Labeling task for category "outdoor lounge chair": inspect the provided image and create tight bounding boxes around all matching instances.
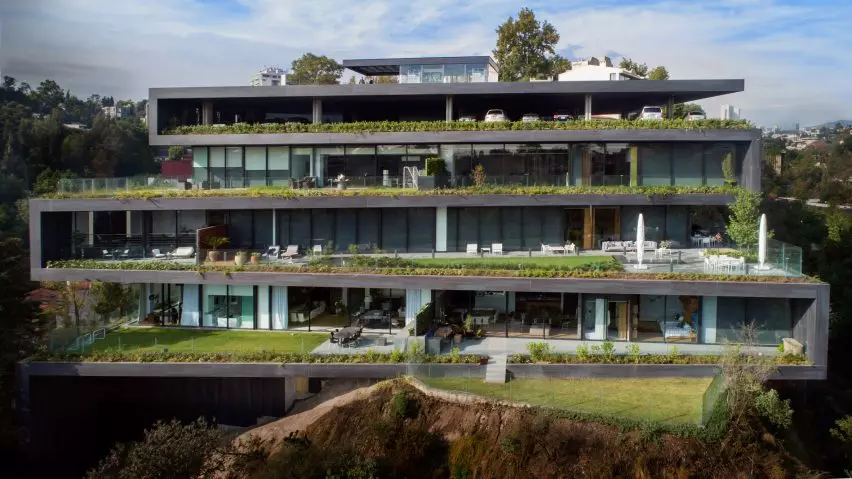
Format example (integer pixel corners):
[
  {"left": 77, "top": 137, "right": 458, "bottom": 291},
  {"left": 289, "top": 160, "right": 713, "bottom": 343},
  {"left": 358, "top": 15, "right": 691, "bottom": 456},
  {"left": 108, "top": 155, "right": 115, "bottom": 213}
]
[
  {"left": 151, "top": 248, "right": 167, "bottom": 259},
  {"left": 491, "top": 243, "right": 503, "bottom": 255},
  {"left": 280, "top": 245, "right": 299, "bottom": 259},
  {"left": 262, "top": 245, "right": 281, "bottom": 260},
  {"left": 168, "top": 246, "right": 195, "bottom": 259},
  {"left": 466, "top": 244, "right": 478, "bottom": 255},
  {"left": 312, "top": 244, "right": 322, "bottom": 255}
]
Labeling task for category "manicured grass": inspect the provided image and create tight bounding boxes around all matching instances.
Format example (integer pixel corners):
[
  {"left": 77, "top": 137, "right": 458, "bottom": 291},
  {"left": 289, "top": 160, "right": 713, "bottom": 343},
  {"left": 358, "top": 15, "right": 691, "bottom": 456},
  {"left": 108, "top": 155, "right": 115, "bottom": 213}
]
[
  {"left": 409, "top": 255, "right": 614, "bottom": 268},
  {"left": 90, "top": 327, "right": 327, "bottom": 353},
  {"left": 419, "top": 377, "right": 711, "bottom": 425}
]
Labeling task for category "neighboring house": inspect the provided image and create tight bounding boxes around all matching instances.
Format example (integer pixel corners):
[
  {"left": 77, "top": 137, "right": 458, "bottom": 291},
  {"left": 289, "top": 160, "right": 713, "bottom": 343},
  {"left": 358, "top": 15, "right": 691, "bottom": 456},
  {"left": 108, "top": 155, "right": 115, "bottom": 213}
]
[
  {"left": 557, "top": 56, "right": 642, "bottom": 82},
  {"left": 251, "top": 66, "right": 287, "bottom": 86},
  {"left": 28, "top": 56, "right": 827, "bottom": 380}
]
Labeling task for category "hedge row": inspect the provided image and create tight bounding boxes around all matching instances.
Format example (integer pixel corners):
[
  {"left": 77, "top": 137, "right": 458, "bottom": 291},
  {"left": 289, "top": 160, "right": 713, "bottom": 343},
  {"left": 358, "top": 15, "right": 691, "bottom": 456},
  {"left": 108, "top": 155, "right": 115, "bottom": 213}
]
[
  {"left": 164, "top": 119, "right": 754, "bottom": 135},
  {"left": 32, "top": 350, "right": 486, "bottom": 364},
  {"left": 507, "top": 353, "right": 811, "bottom": 365}
]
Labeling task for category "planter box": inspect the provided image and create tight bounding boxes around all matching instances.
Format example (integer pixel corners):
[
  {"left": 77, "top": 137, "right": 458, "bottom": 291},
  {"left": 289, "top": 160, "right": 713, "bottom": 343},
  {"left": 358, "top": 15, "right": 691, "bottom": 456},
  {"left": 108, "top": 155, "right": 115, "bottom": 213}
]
[{"left": 417, "top": 176, "right": 436, "bottom": 190}]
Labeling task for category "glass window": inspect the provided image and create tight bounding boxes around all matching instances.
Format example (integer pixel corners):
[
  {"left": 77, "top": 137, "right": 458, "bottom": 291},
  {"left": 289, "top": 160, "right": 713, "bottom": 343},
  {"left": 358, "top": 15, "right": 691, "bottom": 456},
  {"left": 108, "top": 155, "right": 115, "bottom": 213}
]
[
  {"left": 501, "top": 207, "right": 522, "bottom": 251},
  {"left": 705, "top": 143, "right": 734, "bottom": 186},
  {"left": 290, "top": 210, "right": 311, "bottom": 250},
  {"left": 446, "top": 207, "right": 459, "bottom": 252},
  {"left": 335, "top": 210, "right": 357, "bottom": 252},
  {"left": 745, "top": 298, "right": 791, "bottom": 345},
  {"left": 452, "top": 144, "right": 474, "bottom": 186},
  {"left": 473, "top": 144, "right": 506, "bottom": 185},
  {"left": 673, "top": 143, "right": 704, "bottom": 186},
  {"left": 277, "top": 211, "right": 291, "bottom": 246},
  {"left": 404, "top": 144, "right": 437, "bottom": 173},
  {"left": 381, "top": 209, "right": 406, "bottom": 252},
  {"left": 467, "top": 64, "right": 487, "bottom": 82},
  {"left": 346, "top": 146, "right": 376, "bottom": 184},
  {"left": 253, "top": 210, "right": 273, "bottom": 249},
  {"left": 400, "top": 64, "right": 421, "bottom": 84},
  {"left": 638, "top": 144, "right": 671, "bottom": 186},
  {"left": 245, "top": 147, "right": 266, "bottom": 187},
  {"left": 268, "top": 146, "right": 290, "bottom": 186},
  {"left": 320, "top": 146, "right": 345, "bottom": 184},
  {"left": 408, "top": 207, "right": 435, "bottom": 252},
  {"left": 192, "top": 147, "right": 208, "bottom": 185},
  {"left": 229, "top": 211, "right": 252, "bottom": 249},
  {"left": 210, "top": 147, "right": 225, "bottom": 188},
  {"left": 480, "top": 208, "right": 501, "bottom": 247},
  {"left": 202, "top": 285, "right": 253, "bottom": 329},
  {"left": 377, "top": 145, "right": 405, "bottom": 182},
  {"left": 521, "top": 207, "right": 543, "bottom": 248},
  {"left": 458, "top": 208, "right": 479, "bottom": 248},
  {"left": 226, "top": 146, "right": 243, "bottom": 188},
  {"left": 421, "top": 64, "right": 444, "bottom": 83},
  {"left": 665, "top": 206, "right": 690, "bottom": 247},
  {"left": 542, "top": 207, "right": 565, "bottom": 244},
  {"left": 291, "top": 147, "right": 312, "bottom": 180},
  {"left": 357, "top": 209, "right": 379, "bottom": 249},
  {"left": 444, "top": 64, "right": 466, "bottom": 83},
  {"left": 312, "top": 209, "right": 335, "bottom": 251},
  {"left": 589, "top": 143, "right": 630, "bottom": 186}
]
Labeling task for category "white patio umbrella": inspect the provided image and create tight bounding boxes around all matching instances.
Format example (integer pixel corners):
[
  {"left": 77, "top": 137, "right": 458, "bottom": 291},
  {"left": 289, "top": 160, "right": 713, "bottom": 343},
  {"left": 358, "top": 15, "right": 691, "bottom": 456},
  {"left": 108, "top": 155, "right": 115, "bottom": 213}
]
[
  {"left": 756, "top": 213, "right": 769, "bottom": 270},
  {"left": 635, "top": 213, "right": 648, "bottom": 269}
]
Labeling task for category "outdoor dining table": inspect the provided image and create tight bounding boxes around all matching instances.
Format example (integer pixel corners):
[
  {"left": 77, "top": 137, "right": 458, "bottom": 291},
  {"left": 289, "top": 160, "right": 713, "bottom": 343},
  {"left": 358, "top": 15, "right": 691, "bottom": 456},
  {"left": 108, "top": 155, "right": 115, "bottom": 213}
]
[{"left": 333, "top": 326, "right": 360, "bottom": 342}]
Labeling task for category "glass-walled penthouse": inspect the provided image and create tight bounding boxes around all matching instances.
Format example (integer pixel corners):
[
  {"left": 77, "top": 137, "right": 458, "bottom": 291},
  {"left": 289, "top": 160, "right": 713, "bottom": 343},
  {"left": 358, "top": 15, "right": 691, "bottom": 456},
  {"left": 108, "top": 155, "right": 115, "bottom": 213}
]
[
  {"left": 186, "top": 142, "right": 745, "bottom": 189},
  {"left": 342, "top": 56, "right": 499, "bottom": 84}
]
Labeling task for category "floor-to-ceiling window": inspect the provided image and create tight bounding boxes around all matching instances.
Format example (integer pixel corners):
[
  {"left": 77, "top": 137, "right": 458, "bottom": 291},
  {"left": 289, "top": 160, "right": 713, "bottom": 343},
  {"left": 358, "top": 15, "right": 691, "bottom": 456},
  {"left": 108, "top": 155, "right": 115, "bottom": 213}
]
[
  {"left": 202, "top": 285, "right": 255, "bottom": 329},
  {"left": 268, "top": 146, "right": 290, "bottom": 186},
  {"left": 245, "top": 146, "right": 267, "bottom": 187}
]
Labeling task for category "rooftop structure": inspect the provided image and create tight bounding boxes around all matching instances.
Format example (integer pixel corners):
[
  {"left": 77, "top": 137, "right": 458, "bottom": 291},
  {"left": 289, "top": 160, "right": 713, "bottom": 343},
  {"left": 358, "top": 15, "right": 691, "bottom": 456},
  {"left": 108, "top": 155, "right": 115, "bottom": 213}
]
[
  {"left": 558, "top": 56, "right": 643, "bottom": 82},
  {"left": 29, "top": 56, "right": 827, "bottom": 382},
  {"left": 251, "top": 66, "right": 287, "bottom": 87}
]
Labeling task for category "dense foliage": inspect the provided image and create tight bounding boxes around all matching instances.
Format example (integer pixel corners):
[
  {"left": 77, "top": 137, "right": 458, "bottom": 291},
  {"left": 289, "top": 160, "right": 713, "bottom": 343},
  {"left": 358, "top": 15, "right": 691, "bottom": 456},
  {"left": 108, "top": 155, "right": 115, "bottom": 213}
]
[
  {"left": 44, "top": 182, "right": 738, "bottom": 199},
  {"left": 492, "top": 8, "right": 568, "bottom": 81},
  {"left": 165, "top": 118, "right": 754, "bottom": 135}
]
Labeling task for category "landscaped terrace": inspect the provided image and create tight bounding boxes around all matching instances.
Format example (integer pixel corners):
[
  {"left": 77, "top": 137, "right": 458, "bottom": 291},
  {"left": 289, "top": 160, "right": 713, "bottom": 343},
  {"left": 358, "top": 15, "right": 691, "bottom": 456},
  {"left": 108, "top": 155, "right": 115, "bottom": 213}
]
[
  {"left": 47, "top": 243, "right": 809, "bottom": 282},
  {"left": 163, "top": 118, "right": 753, "bottom": 135}
]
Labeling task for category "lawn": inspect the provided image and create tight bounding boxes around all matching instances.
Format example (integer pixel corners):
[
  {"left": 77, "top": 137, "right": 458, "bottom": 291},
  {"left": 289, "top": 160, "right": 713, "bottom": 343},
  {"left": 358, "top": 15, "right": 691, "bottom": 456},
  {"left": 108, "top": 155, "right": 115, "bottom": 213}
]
[
  {"left": 419, "top": 377, "right": 712, "bottom": 425},
  {"left": 90, "top": 327, "right": 327, "bottom": 353},
  {"left": 408, "top": 255, "right": 615, "bottom": 269}
]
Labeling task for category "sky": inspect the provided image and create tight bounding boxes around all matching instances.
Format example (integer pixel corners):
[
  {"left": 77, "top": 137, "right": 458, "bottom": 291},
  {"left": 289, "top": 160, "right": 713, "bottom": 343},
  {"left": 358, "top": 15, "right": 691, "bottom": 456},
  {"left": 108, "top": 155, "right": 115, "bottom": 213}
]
[{"left": 1, "top": 0, "right": 850, "bottom": 127}]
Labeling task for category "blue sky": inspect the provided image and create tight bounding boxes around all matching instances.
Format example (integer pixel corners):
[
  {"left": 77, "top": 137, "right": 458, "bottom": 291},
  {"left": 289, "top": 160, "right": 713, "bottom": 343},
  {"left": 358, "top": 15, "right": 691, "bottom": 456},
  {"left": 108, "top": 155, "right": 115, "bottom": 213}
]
[{"left": 1, "top": 0, "right": 850, "bottom": 126}]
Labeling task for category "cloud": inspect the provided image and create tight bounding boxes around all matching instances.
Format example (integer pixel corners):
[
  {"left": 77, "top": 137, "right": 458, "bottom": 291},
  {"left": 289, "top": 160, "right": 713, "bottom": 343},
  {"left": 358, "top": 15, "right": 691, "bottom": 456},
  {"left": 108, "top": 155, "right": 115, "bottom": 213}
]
[{"left": 1, "top": 0, "right": 849, "bottom": 126}]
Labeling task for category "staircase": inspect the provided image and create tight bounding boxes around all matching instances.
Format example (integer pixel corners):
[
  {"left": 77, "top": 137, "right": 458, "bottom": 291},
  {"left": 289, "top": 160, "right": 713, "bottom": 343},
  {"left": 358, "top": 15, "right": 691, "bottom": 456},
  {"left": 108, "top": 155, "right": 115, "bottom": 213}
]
[{"left": 485, "top": 353, "right": 508, "bottom": 384}]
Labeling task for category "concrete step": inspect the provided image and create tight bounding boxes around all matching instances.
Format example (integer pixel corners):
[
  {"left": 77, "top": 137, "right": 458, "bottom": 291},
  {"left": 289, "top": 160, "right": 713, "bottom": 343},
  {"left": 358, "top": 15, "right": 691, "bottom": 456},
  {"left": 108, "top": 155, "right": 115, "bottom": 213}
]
[{"left": 485, "top": 353, "right": 507, "bottom": 384}]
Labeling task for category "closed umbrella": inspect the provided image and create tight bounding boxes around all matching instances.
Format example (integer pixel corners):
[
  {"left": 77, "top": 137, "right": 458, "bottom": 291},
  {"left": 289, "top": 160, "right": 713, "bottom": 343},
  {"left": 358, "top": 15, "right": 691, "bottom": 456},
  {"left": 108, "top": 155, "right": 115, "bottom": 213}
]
[
  {"left": 635, "top": 213, "right": 648, "bottom": 269},
  {"left": 756, "top": 213, "right": 769, "bottom": 270}
]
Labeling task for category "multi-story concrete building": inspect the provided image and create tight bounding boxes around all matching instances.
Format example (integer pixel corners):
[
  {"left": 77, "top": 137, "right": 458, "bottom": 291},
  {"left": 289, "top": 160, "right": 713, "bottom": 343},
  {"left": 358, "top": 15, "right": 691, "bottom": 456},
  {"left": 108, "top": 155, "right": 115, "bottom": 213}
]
[
  {"left": 251, "top": 66, "right": 287, "bottom": 87},
  {"left": 29, "top": 56, "right": 827, "bottom": 379},
  {"left": 721, "top": 104, "right": 741, "bottom": 120}
]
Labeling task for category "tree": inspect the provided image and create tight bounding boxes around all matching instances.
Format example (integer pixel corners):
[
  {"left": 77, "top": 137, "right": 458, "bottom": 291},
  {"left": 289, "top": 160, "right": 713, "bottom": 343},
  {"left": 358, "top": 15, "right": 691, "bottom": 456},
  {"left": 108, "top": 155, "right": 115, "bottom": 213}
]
[
  {"left": 492, "top": 8, "right": 568, "bottom": 82},
  {"left": 647, "top": 65, "right": 670, "bottom": 80},
  {"left": 167, "top": 145, "right": 184, "bottom": 161},
  {"left": 618, "top": 58, "right": 649, "bottom": 78},
  {"left": 90, "top": 282, "right": 136, "bottom": 323},
  {"left": 288, "top": 53, "right": 343, "bottom": 85},
  {"left": 0, "top": 237, "right": 47, "bottom": 457},
  {"left": 726, "top": 190, "right": 763, "bottom": 248},
  {"left": 42, "top": 281, "right": 89, "bottom": 334},
  {"left": 31, "top": 79, "right": 65, "bottom": 115}
]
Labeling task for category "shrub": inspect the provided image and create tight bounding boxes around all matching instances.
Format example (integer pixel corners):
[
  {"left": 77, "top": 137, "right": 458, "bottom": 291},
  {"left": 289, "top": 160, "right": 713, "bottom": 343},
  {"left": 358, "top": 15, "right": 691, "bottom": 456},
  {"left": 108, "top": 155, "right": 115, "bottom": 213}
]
[
  {"left": 626, "top": 343, "right": 641, "bottom": 364},
  {"left": 450, "top": 347, "right": 461, "bottom": 363},
  {"left": 753, "top": 388, "right": 793, "bottom": 429},
  {"left": 600, "top": 340, "right": 615, "bottom": 361},
  {"left": 526, "top": 341, "right": 555, "bottom": 362},
  {"left": 424, "top": 156, "right": 448, "bottom": 176},
  {"left": 472, "top": 164, "right": 486, "bottom": 187},
  {"left": 830, "top": 415, "right": 852, "bottom": 471},
  {"left": 575, "top": 343, "right": 589, "bottom": 361},
  {"left": 390, "top": 391, "right": 417, "bottom": 420}
]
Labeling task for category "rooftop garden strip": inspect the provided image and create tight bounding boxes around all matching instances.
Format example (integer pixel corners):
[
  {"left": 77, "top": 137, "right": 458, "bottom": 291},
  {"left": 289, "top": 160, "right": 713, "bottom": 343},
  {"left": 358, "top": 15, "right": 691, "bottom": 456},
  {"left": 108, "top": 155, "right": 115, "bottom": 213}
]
[
  {"left": 88, "top": 327, "right": 327, "bottom": 353},
  {"left": 43, "top": 183, "right": 738, "bottom": 200},
  {"left": 46, "top": 258, "right": 822, "bottom": 283},
  {"left": 164, "top": 119, "right": 754, "bottom": 135}
]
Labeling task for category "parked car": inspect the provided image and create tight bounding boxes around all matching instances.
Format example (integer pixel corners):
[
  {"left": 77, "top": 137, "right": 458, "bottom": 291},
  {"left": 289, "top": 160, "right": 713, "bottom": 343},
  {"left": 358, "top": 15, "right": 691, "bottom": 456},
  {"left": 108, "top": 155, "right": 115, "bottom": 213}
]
[
  {"left": 639, "top": 106, "right": 664, "bottom": 120},
  {"left": 521, "top": 113, "right": 540, "bottom": 123},
  {"left": 552, "top": 110, "right": 574, "bottom": 121},
  {"left": 483, "top": 109, "right": 508, "bottom": 122},
  {"left": 685, "top": 111, "right": 706, "bottom": 121},
  {"left": 458, "top": 115, "right": 476, "bottom": 122}
]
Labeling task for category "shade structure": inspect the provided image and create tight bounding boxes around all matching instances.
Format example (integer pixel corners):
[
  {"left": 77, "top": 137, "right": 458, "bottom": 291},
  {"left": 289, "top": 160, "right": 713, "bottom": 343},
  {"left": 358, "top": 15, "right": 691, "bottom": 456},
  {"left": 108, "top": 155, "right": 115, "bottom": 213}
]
[{"left": 635, "top": 213, "right": 647, "bottom": 269}]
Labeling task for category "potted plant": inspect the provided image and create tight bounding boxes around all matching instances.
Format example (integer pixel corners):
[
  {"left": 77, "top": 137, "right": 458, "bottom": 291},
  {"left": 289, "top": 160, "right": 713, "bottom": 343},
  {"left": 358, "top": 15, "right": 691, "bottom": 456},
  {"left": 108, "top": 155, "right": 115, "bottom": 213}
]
[
  {"left": 234, "top": 250, "right": 248, "bottom": 266},
  {"left": 250, "top": 252, "right": 261, "bottom": 265},
  {"left": 206, "top": 236, "right": 229, "bottom": 262},
  {"left": 418, "top": 157, "right": 449, "bottom": 190},
  {"left": 659, "top": 240, "right": 672, "bottom": 250},
  {"left": 335, "top": 174, "right": 348, "bottom": 190}
]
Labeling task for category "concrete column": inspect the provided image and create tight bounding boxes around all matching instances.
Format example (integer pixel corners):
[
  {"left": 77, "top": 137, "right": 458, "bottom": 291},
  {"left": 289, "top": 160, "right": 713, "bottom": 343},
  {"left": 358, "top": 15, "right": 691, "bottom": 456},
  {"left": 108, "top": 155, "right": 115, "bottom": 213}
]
[
  {"left": 445, "top": 95, "right": 453, "bottom": 121},
  {"left": 667, "top": 95, "right": 674, "bottom": 119},
  {"left": 202, "top": 101, "right": 213, "bottom": 125},
  {"left": 87, "top": 211, "right": 94, "bottom": 245},
  {"left": 435, "top": 207, "right": 448, "bottom": 252},
  {"left": 126, "top": 211, "right": 132, "bottom": 238},
  {"left": 312, "top": 98, "right": 322, "bottom": 124},
  {"left": 584, "top": 94, "right": 592, "bottom": 121},
  {"left": 271, "top": 209, "right": 277, "bottom": 246}
]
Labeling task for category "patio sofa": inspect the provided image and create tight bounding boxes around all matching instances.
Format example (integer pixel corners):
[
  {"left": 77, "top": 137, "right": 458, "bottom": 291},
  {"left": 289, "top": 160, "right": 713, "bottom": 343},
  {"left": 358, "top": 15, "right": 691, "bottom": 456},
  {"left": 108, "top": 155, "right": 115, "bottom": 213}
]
[{"left": 289, "top": 301, "right": 327, "bottom": 323}]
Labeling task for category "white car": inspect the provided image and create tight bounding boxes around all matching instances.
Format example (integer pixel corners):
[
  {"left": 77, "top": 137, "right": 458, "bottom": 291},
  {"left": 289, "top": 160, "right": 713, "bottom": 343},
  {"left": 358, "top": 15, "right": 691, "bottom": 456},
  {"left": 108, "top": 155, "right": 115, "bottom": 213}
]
[
  {"left": 639, "top": 106, "right": 664, "bottom": 120},
  {"left": 521, "top": 113, "right": 540, "bottom": 123},
  {"left": 685, "top": 111, "right": 706, "bottom": 121},
  {"left": 458, "top": 115, "right": 476, "bottom": 122},
  {"left": 484, "top": 109, "right": 508, "bottom": 122}
]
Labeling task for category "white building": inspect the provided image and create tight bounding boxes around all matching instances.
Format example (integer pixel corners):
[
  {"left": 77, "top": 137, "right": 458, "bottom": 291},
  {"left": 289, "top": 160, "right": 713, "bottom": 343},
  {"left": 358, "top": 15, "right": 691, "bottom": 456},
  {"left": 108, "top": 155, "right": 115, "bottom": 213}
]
[
  {"left": 721, "top": 104, "right": 741, "bottom": 120},
  {"left": 556, "top": 56, "right": 642, "bottom": 82},
  {"left": 101, "top": 106, "right": 119, "bottom": 118},
  {"left": 251, "top": 67, "right": 287, "bottom": 86}
]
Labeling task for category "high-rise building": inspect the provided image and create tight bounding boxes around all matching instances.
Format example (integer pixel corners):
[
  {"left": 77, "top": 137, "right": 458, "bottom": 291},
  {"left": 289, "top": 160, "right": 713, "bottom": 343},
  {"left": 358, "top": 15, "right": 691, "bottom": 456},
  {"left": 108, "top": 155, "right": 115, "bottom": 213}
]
[
  {"left": 251, "top": 66, "right": 287, "bottom": 86},
  {"left": 720, "top": 104, "right": 741, "bottom": 120}
]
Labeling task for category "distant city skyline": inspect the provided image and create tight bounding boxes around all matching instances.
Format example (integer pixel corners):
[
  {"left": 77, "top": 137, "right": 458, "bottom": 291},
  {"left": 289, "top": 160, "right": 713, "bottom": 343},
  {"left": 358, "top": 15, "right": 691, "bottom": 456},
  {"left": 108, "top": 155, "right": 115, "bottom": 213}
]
[{"left": 2, "top": 0, "right": 851, "bottom": 126}]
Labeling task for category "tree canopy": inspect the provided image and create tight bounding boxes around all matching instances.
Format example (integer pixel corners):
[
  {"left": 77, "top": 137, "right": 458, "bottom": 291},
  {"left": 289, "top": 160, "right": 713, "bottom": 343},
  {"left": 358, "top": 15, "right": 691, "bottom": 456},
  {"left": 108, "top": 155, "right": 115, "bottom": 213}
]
[
  {"left": 288, "top": 53, "right": 343, "bottom": 85},
  {"left": 492, "top": 8, "right": 569, "bottom": 81}
]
